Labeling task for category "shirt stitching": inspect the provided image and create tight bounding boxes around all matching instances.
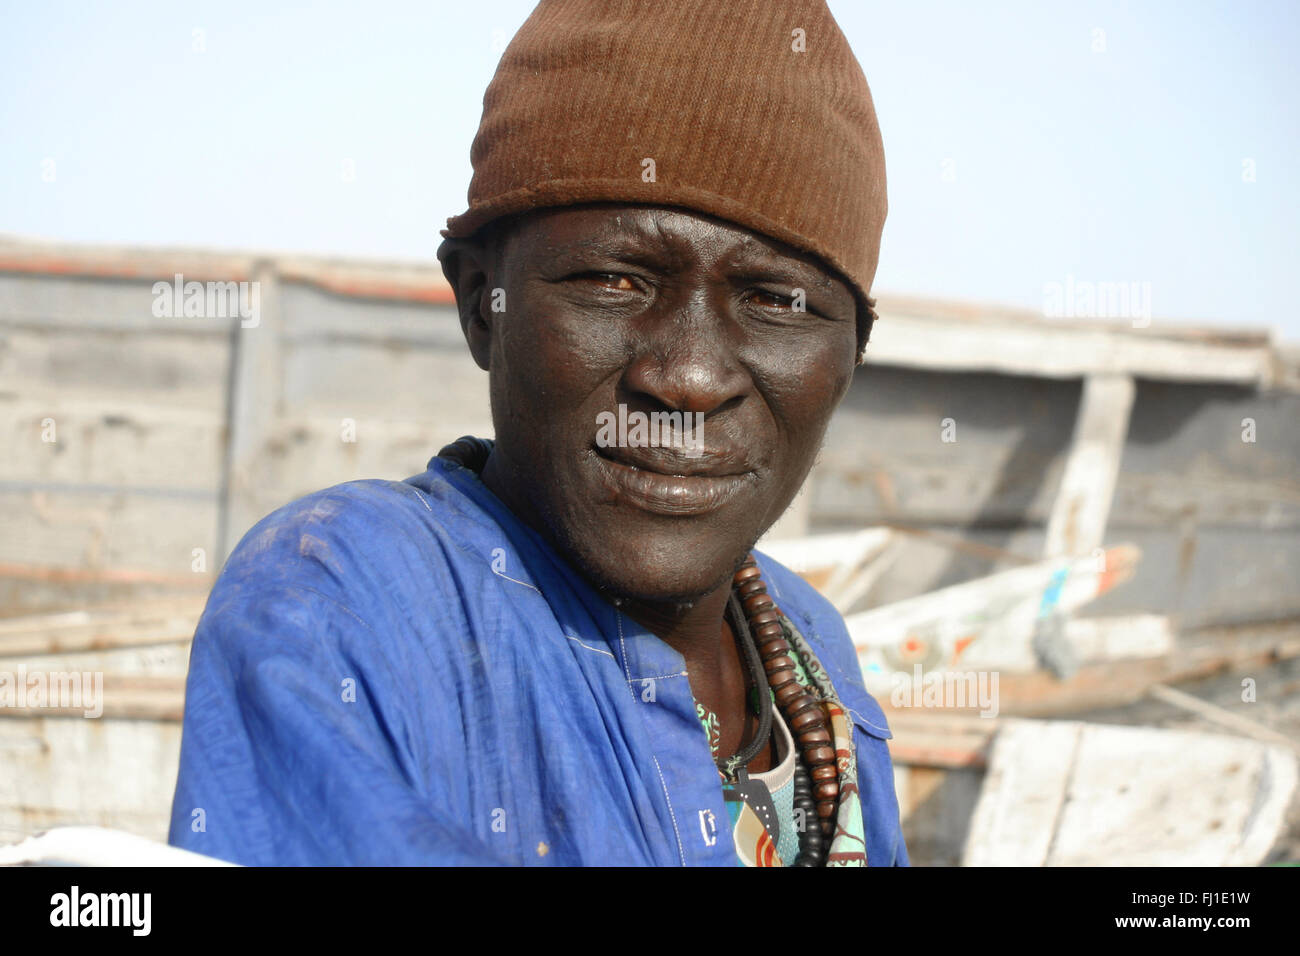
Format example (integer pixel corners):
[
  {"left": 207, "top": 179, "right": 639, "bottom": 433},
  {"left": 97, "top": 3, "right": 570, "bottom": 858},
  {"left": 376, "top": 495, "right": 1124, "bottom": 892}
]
[
  {"left": 623, "top": 616, "right": 687, "bottom": 864},
  {"left": 403, "top": 484, "right": 433, "bottom": 513},
  {"left": 650, "top": 754, "right": 687, "bottom": 866},
  {"left": 626, "top": 671, "right": 688, "bottom": 683},
  {"left": 845, "top": 705, "right": 892, "bottom": 738},
  {"left": 492, "top": 568, "right": 541, "bottom": 593},
  {"left": 565, "top": 632, "right": 616, "bottom": 660},
  {"left": 616, "top": 615, "right": 633, "bottom": 683}
]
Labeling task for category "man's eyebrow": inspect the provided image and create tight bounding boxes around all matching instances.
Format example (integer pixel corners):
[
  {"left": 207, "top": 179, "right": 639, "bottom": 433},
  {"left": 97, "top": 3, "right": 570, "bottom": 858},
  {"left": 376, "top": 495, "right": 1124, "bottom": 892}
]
[
  {"left": 725, "top": 243, "right": 842, "bottom": 293},
  {"left": 545, "top": 231, "right": 679, "bottom": 268}
]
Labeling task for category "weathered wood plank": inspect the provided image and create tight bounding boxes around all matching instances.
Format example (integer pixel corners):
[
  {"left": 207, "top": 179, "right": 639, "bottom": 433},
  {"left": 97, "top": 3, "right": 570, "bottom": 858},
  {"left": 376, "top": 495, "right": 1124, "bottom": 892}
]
[
  {"left": 1044, "top": 374, "right": 1136, "bottom": 558},
  {"left": 1, "top": 399, "right": 225, "bottom": 488},
  {"left": 0, "top": 239, "right": 452, "bottom": 297},
  {"left": 220, "top": 263, "right": 282, "bottom": 561},
  {"left": 0, "top": 598, "right": 203, "bottom": 657},
  {"left": 0, "top": 674, "right": 186, "bottom": 720},
  {"left": 817, "top": 369, "right": 1300, "bottom": 533},
  {"left": 0, "top": 717, "right": 181, "bottom": 842},
  {"left": 1044, "top": 723, "right": 1298, "bottom": 865},
  {"left": 222, "top": 416, "right": 493, "bottom": 512},
  {"left": 961, "top": 719, "right": 1082, "bottom": 866},
  {"left": 278, "top": 282, "right": 463, "bottom": 346},
  {"left": 280, "top": 340, "right": 488, "bottom": 417},
  {"left": 0, "top": 328, "right": 230, "bottom": 408},
  {"left": 869, "top": 299, "right": 1278, "bottom": 387},
  {"left": 878, "top": 620, "right": 1300, "bottom": 717},
  {"left": 1147, "top": 683, "right": 1300, "bottom": 753},
  {"left": 0, "top": 826, "right": 235, "bottom": 866},
  {"left": 962, "top": 718, "right": 1299, "bottom": 865},
  {"left": 1064, "top": 614, "right": 1173, "bottom": 662},
  {"left": 0, "top": 489, "right": 220, "bottom": 573},
  {"left": 0, "top": 271, "right": 241, "bottom": 334}
]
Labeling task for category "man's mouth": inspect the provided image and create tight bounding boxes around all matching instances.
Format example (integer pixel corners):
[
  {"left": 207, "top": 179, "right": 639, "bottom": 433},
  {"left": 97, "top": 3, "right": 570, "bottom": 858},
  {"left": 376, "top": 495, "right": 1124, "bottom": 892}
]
[{"left": 590, "top": 444, "right": 756, "bottom": 516}]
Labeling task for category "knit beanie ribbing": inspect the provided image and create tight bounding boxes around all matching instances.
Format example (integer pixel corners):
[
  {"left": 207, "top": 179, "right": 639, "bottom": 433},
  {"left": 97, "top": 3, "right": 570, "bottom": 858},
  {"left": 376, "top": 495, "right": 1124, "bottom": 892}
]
[{"left": 443, "top": 0, "right": 887, "bottom": 349}]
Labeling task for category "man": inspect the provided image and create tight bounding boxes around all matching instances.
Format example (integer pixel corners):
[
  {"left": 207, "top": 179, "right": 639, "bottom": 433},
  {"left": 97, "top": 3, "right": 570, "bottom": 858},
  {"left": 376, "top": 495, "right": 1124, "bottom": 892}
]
[{"left": 169, "top": 0, "right": 907, "bottom": 866}]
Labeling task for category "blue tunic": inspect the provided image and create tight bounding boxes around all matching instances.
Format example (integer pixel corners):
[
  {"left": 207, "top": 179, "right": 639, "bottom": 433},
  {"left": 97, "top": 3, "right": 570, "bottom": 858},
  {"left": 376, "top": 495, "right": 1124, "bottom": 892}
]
[{"left": 168, "top": 454, "right": 909, "bottom": 866}]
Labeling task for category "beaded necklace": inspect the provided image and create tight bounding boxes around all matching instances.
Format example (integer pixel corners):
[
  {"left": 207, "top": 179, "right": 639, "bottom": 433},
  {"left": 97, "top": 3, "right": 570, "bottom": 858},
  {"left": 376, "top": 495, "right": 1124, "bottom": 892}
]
[{"left": 726, "top": 556, "right": 839, "bottom": 866}]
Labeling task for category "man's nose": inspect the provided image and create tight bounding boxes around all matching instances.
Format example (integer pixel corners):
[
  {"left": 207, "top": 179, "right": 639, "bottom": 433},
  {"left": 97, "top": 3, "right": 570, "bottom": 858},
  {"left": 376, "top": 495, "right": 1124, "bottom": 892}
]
[{"left": 621, "top": 298, "right": 751, "bottom": 415}]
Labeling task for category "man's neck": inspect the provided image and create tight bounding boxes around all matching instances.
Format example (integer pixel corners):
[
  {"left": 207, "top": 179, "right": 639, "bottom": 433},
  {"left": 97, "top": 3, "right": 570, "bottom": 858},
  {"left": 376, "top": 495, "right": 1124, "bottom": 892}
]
[{"left": 616, "top": 588, "right": 733, "bottom": 672}]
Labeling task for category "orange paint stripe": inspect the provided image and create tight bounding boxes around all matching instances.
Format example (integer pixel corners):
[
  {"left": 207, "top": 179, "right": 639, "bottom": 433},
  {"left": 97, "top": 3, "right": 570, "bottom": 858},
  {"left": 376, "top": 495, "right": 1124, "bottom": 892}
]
[
  {"left": 0, "top": 255, "right": 250, "bottom": 282},
  {"left": 0, "top": 256, "right": 457, "bottom": 306},
  {"left": 0, "top": 562, "right": 211, "bottom": 586}
]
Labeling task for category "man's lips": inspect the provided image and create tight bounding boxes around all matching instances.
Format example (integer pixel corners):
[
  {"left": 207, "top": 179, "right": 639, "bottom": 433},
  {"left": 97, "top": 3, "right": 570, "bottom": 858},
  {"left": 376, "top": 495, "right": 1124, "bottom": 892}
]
[
  {"left": 590, "top": 445, "right": 756, "bottom": 516},
  {"left": 596, "top": 442, "right": 751, "bottom": 477}
]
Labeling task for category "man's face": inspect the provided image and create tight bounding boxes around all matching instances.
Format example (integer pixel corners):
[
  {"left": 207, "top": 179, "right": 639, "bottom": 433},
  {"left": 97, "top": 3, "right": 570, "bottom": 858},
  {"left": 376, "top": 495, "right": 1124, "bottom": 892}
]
[{"left": 460, "top": 204, "right": 858, "bottom": 605}]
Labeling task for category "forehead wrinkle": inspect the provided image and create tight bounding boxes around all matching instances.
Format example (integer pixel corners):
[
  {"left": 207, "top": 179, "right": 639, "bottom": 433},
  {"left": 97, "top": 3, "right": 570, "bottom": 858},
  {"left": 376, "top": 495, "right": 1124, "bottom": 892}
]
[{"left": 540, "top": 214, "right": 678, "bottom": 264}]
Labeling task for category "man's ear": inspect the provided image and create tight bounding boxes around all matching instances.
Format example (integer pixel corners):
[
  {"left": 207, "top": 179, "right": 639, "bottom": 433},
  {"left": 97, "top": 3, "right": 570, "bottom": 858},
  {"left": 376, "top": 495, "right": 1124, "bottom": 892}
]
[{"left": 437, "top": 236, "right": 494, "bottom": 371}]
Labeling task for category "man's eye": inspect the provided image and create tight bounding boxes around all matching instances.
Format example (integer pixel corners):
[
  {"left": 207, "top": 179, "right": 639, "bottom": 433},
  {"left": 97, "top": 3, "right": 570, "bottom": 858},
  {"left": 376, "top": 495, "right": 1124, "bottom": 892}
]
[
  {"left": 748, "top": 289, "right": 795, "bottom": 310},
  {"left": 576, "top": 272, "right": 636, "bottom": 291}
]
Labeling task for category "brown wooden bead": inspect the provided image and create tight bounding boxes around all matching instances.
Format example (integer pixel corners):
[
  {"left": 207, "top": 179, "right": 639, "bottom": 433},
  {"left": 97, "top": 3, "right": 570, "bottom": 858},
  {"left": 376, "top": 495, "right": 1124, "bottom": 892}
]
[
  {"left": 789, "top": 693, "right": 822, "bottom": 715},
  {"left": 811, "top": 764, "right": 838, "bottom": 782},
  {"left": 766, "top": 666, "right": 796, "bottom": 687},
  {"left": 753, "top": 621, "right": 785, "bottom": 640},
  {"left": 742, "top": 593, "right": 774, "bottom": 614},
  {"left": 803, "top": 744, "right": 836, "bottom": 766},
  {"left": 785, "top": 693, "right": 818, "bottom": 717},
  {"left": 789, "top": 702, "right": 824, "bottom": 729},
  {"left": 757, "top": 640, "right": 788, "bottom": 661},
  {"left": 737, "top": 577, "right": 766, "bottom": 593},
  {"left": 749, "top": 609, "right": 781, "bottom": 628},
  {"left": 816, "top": 801, "right": 836, "bottom": 820},
  {"left": 792, "top": 719, "right": 825, "bottom": 740},
  {"left": 798, "top": 726, "right": 832, "bottom": 747},
  {"left": 814, "top": 780, "right": 839, "bottom": 802},
  {"left": 773, "top": 681, "right": 804, "bottom": 705},
  {"left": 762, "top": 655, "right": 795, "bottom": 675},
  {"left": 733, "top": 565, "right": 761, "bottom": 584}
]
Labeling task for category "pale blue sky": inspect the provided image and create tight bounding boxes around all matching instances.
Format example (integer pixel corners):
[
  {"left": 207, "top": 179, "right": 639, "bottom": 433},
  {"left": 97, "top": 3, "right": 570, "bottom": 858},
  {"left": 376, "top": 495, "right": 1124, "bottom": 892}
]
[{"left": 2, "top": 1, "right": 1297, "bottom": 338}]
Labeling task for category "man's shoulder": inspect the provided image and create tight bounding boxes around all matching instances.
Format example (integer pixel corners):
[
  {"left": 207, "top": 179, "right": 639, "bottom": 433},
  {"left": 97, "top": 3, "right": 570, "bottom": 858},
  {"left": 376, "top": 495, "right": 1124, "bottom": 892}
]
[
  {"left": 220, "top": 460, "right": 491, "bottom": 582},
  {"left": 185, "top": 467, "right": 516, "bottom": 704},
  {"left": 220, "top": 478, "right": 434, "bottom": 581},
  {"left": 204, "top": 462, "right": 505, "bottom": 638}
]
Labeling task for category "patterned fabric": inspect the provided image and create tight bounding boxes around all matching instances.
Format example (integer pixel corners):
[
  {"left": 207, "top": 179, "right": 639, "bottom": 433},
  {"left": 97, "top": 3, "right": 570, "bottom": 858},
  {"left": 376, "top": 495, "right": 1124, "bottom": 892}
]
[
  {"left": 783, "top": 614, "right": 869, "bottom": 866},
  {"left": 695, "top": 700, "right": 722, "bottom": 760},
  {"left": 764, "top": 753, "right": 799, "bottom": 866},
  {"left": 715, "top": 709, "right": 798, "bottom": 867},
  {"left": 694, "top": 613, "right": 868, "bottom": 868}
]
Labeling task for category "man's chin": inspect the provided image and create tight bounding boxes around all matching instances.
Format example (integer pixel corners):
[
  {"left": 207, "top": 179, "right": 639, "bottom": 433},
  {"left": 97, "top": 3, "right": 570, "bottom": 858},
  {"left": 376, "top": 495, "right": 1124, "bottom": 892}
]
[{"left": 558, "top": 531, "right": 754, "bottom": 610}]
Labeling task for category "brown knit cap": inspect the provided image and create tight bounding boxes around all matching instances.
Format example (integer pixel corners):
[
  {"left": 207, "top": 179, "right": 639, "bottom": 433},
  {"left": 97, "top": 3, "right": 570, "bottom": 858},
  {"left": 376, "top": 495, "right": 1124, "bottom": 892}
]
[{"left": 443, "top": 0, "right": 886, "bottom": 351}]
